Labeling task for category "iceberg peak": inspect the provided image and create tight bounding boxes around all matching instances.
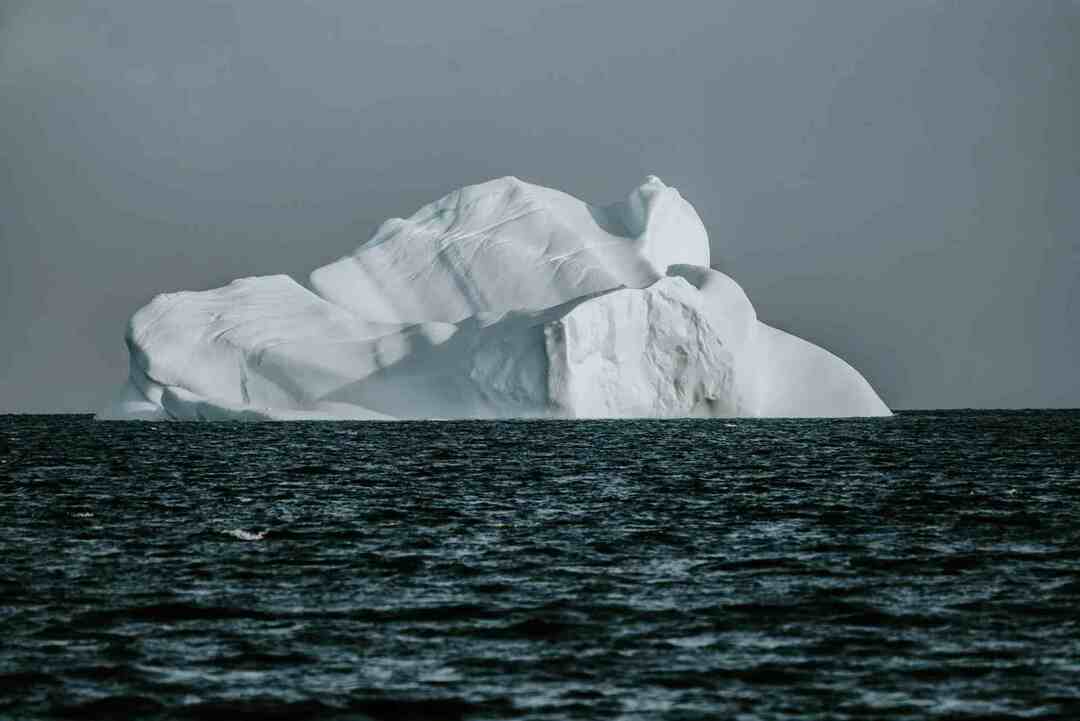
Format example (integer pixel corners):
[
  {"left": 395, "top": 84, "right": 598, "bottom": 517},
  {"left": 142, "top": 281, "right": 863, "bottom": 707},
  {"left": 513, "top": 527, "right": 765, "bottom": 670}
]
[{"left": 309, "top": 175, "right": 709, "bottom": 324}]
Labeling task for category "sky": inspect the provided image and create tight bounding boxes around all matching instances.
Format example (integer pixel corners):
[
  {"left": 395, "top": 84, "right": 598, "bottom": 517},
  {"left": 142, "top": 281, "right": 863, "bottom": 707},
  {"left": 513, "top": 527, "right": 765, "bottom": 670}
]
[{"left": 1, "top": 0, "right": 1077, "bottom": 412}]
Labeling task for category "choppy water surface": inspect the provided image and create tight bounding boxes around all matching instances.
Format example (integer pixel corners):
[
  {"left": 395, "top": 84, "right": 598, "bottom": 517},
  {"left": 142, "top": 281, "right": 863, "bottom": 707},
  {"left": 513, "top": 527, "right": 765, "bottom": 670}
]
[{"left": 1, "top": 411, "right": 1079, "bottom": 720}]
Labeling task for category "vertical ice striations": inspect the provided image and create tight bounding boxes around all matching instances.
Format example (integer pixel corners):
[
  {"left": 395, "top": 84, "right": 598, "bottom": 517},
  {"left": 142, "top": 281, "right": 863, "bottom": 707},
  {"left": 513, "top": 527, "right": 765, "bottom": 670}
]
[
  {"left": 97, "top": 176, "right": 891, "bottom": 420},
  {"left": 543, "top": 278, "right": 741, "bottom": 418}
]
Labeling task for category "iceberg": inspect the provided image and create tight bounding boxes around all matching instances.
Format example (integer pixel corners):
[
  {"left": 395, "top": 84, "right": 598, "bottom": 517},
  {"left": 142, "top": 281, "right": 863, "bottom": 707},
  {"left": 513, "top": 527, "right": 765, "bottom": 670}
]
[{"left": 98, "top": 176, "right": 890, "bottom": 420}]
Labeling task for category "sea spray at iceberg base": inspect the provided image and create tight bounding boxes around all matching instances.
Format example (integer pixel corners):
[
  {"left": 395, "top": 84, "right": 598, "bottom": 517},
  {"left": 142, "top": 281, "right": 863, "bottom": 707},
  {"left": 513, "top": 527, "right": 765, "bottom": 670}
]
[{"left": 98, "top": 176, "right": 890, "bottom": 420}]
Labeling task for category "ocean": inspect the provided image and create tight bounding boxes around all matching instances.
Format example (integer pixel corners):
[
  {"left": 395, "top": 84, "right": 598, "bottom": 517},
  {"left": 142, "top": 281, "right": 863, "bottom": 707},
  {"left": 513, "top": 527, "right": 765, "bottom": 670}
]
[{"left": 1, "top": 411, "right": 1078, "bottom": 720}]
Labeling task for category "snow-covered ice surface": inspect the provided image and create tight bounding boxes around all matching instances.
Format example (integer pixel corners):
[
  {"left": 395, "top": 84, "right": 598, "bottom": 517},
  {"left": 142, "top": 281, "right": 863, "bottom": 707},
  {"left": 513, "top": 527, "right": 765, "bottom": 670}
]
[{"left": 98, "top": 177, "right": 890, "bottom": 420}]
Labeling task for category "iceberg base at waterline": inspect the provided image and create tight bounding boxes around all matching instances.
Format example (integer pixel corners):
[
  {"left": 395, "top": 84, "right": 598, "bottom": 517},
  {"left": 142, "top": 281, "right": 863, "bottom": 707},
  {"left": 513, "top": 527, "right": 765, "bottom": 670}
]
[{"left": 97, "top": 176, "right": 891, "bottom": 421}]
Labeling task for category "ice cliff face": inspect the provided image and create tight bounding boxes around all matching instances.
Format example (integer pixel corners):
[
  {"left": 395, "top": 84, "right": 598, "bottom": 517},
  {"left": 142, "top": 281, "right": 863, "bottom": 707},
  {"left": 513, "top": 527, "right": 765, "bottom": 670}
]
[{"left": 98, "top": 176, "right": 891, "bottom": 420}]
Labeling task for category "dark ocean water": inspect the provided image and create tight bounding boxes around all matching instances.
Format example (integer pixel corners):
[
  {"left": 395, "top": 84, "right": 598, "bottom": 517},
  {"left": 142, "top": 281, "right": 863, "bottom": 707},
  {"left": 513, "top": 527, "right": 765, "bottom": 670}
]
[{"left": 1, "top": 411, "right": 1079, "bottom": 720}]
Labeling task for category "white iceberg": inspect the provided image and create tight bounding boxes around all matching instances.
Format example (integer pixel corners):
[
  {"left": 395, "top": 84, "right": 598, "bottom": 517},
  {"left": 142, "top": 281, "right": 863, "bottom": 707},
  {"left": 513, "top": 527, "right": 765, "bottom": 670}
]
[{"left": 98, "top": 176, "right": 890, "bottom": 420}]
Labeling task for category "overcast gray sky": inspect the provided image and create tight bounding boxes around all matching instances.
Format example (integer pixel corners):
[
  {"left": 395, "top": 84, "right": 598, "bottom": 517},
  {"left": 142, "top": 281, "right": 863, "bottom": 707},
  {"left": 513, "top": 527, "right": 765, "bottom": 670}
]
[{"left": 1, "top": 0, "right": 1077, "bottom": 412}]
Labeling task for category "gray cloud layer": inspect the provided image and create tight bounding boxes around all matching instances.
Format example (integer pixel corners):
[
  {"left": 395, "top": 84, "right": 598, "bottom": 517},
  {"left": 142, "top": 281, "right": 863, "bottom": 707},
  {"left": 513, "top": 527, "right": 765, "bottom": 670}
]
[{"left": 1, "top": 0, "right": 1077, "bottom": 412}]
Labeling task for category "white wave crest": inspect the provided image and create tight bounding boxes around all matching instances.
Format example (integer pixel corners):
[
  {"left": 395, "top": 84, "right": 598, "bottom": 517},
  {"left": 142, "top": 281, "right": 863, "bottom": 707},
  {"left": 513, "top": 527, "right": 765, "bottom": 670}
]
[{"left": 221, "top": 528, "right": 267, "bottom": 541}]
